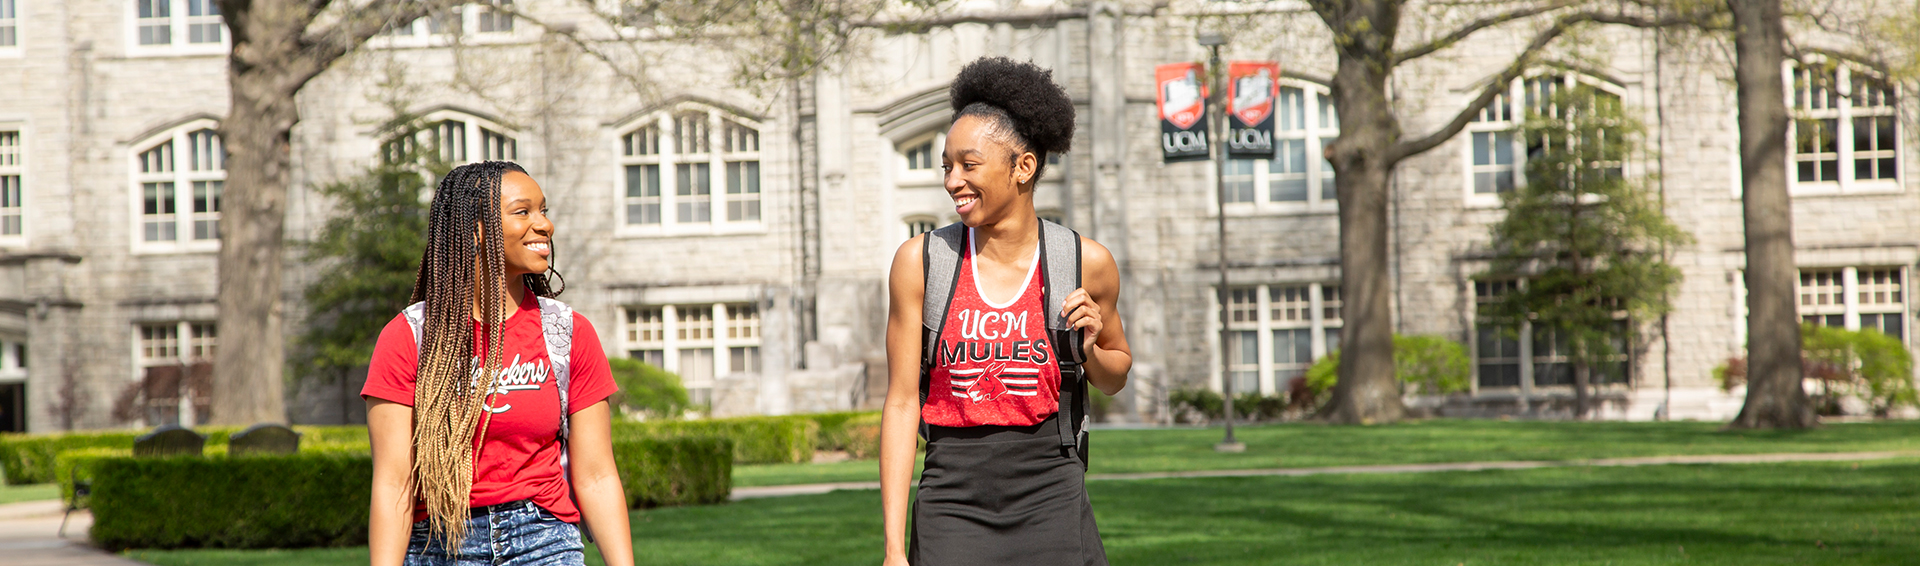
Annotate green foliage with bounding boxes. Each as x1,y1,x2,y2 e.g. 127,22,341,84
611,436,734,508
55,447,127,506
1090,387,1115,422
1168,388,1223,423
608,358,691,419
0,425,368,485
614,416,818,464
838,413,883,460
1801,324,1916,415
801,411,879,452
1305,335,1472,398
1483,85,1691,384
292,138,446,383
89,453,374,550
1233,392,1287,422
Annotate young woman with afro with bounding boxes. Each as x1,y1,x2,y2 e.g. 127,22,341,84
881,57,1134,566
363,161,635,566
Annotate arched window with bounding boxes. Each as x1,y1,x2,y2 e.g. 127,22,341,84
618,104,762,231
381,111,518,166
1789,63,1899,193
1464,72,1624,206
904,216,938,241
1222,81,1339,211
131,122,223,252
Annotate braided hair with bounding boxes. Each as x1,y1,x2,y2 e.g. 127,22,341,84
949,56,1076,183
406,160,563,551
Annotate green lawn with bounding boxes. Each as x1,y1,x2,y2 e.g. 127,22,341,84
129,457,1920,565
734,419,1920,486
0,482,57,505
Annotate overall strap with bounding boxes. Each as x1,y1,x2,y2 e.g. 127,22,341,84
1038,219,1088,462
919,223,966,438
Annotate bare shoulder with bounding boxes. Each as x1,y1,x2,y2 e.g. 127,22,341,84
1077,236,1117,278
889,234,928,291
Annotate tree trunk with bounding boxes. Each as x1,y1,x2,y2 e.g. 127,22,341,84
1573,361,1590,420
1727,0,1815,429
1324,14,1406,424
212,72,300,425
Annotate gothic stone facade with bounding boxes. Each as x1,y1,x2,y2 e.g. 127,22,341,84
0,0,1913,431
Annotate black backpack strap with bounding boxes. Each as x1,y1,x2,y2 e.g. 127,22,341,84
919,223,967,439
1038,219,1088,466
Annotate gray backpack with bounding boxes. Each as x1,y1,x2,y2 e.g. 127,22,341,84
920,219,1091,465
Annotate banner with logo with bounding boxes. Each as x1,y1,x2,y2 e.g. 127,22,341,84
1156,62,1209,163
1226,61,1280,159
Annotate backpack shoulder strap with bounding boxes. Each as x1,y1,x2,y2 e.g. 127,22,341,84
1039,220,1083,335
1038,219,1090,465
537,297,575,440
919,223,966,437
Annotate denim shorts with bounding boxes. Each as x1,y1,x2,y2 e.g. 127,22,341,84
406,499,585,566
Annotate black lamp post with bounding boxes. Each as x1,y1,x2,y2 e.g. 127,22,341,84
1199,31,1245,453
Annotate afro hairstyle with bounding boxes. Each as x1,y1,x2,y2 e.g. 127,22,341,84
949,57,1075,181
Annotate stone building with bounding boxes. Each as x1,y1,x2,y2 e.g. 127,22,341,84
0,0,1911,431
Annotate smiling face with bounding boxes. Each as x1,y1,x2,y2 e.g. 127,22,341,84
943,115,1038,227
497,171,552,277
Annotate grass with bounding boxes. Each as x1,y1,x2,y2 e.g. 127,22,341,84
128,457,1920,565
733,418,1920,486
0,482,56,505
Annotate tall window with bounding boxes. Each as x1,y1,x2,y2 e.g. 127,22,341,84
0,0,17,48
1797,267,1905,341
1790,64,1899,193
619,107,763,231
1474,278,1630,391
1466,74,1623,204
1474,280,1522,388
1216,282,1342,395
378,2,516,43
134,126,223,251
477,0,513,33
905,217,938,240
0,130,21,238
133,0,227,50
1221,85,1340,211
623,302,763,407
136,321,215,426
382,116,516,166
904,139,936,171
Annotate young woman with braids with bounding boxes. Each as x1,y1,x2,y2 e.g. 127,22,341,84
881,57,1132,566
363,161,634,566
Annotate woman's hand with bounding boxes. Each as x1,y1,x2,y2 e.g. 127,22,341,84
883,555,911,566
1062,287,1102,354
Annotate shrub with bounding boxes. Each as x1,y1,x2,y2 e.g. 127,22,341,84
614,416,817,464
608,358,690,419
1,425,372,486
612,435,733,508
55,447,127,506
802,411,877,452
89,453,374,550
1716,325,1917,416
840,413,883,459
1233,392,1286,422
1168,388,1223,424
1301,334,1473,401
1089,388,1114,422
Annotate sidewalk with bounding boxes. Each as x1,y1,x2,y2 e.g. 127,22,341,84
729,450,1920,499
0,500,148,565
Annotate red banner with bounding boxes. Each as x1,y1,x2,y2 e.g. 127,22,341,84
1156,62,1209,163
1226,61,1280,158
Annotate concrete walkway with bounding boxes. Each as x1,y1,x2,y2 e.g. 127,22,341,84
0,500,147,565
729,450,1920,499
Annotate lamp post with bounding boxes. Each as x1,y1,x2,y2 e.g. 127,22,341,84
1199,32,1245,453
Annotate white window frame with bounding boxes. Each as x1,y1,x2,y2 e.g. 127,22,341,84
131,320,215,425
384,110,519,166
128,119,223,255
0,338,24,383
369,1,521,49
613,104,765,237
620,302,763,405
0,0,21,57
1220,81,1340,216
1463,72,1626,208
897,132,944,189
125,0,230,57
0,126,27,247
1209,282,1341,396
903,215,938,242
1786,62,1902,195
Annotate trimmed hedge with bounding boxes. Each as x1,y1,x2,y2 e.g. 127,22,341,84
612,436,733,507
54,447,127,506
0,425,368,485
614,416,816,464
841,413,883,459
89,453,373,550
803,411,879,452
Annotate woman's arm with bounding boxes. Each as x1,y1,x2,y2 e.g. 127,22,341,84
367,398,416,566
568,400,634,566
1062,238,1132,395
880,236,927,566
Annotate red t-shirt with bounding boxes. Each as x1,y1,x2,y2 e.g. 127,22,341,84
361,292,617,523
922,230,1062,428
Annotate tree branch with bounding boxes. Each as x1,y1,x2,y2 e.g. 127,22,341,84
1392,0,1585,66
290,0,467,89
1387,11,1706,163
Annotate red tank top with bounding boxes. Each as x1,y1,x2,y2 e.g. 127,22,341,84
923,229,1062,428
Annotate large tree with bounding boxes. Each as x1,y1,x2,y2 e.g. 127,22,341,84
1725,0,1815,429
1305,0,1700,423
211,0,463,425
